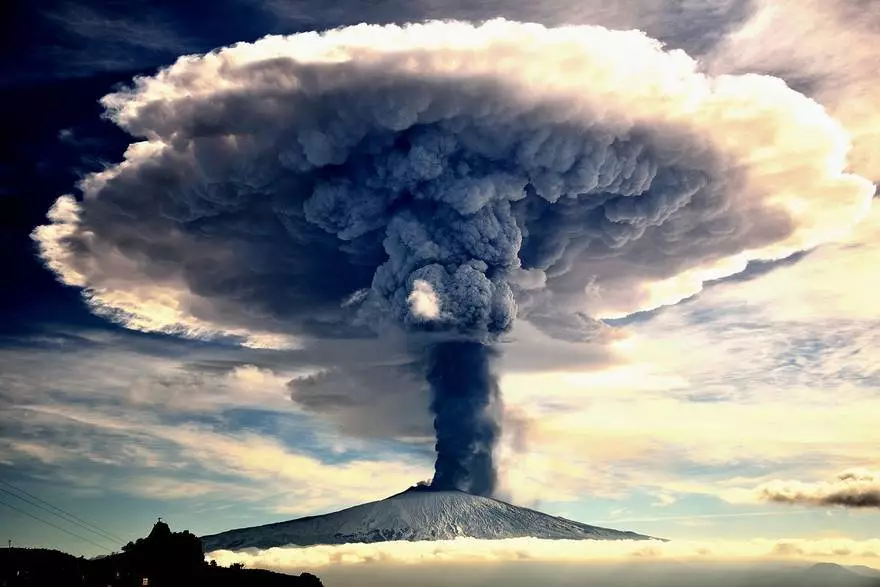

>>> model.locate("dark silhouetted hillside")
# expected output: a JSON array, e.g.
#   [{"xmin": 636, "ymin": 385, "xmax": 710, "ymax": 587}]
[{"xmin": 0, "ymin": 521, "xmax": 322, "ymax": 587}]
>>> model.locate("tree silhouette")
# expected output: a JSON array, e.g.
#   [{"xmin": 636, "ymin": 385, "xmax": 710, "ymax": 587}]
[{"xmin": 2, "ymin": 521, "xmax": 322, "ymax": 586}]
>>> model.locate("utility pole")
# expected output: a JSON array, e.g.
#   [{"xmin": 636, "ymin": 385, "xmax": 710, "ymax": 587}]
[{"xmin": 7, "ymin": 539, "xmax": 11, "ymax": 548}]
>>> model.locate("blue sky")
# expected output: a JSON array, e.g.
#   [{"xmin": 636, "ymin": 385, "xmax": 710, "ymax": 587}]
[{"xmin": 1, "ymin": 0, "xmax": 878, "ymax": 568}]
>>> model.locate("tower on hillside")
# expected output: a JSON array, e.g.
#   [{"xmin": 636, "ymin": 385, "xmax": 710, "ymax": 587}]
[{"xmin": 147, "ymin": 518, "xmax": 171, "ymax": 541}]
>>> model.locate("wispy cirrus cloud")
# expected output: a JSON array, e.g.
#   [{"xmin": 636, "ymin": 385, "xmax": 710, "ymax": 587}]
[
  {"xmin": 2, "ymin": 402, "xmax": 429, "ymax": 515},
  {"xmin": 0, "ymin": 328, "xmax": 431, "ymax": 517}
]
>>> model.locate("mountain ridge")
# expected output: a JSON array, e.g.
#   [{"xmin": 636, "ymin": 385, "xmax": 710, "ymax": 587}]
[{"xmin": 201, "ymin": 488, "xmax": 657, "ymax": 551}]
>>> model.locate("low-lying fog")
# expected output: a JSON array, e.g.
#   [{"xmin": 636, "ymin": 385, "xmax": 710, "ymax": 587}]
[{"xmin": 208, "ymin": 538, "xmax": 880, "ymax": 586}]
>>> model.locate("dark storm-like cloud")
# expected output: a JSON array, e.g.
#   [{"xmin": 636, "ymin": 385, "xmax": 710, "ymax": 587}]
[
  {"xmin": 756, "ymin": 470, "xmax": 880, "ymax": 509},
  {"xmin": 33, "ymin": 20, "xmax": 873, "ymax": 494},
  {"xmin": 34, "ymin": 21, "xmax": 871, "ymax": 342},
  {"xmin": 781, "ymin": 491, "xmax": 880, "ymax": 509}
]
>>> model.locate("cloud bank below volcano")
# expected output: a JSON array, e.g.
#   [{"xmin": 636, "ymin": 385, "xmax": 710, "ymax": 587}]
[{"xmin": 207, "ymin": 536, "xmax": 880, "ymax": 571}]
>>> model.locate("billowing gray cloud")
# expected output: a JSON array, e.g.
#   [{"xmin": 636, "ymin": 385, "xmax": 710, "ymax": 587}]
[
  {"xmin": 32, "ymin": 20, "xmax": 873, "ymax": 494},
  {"xmin": 34, "ymin": 20, "xmax": 871, "ymax": 344},
  {"xmin": 289, "ymin": 362, "xmax": 432, "ymax": 440}
]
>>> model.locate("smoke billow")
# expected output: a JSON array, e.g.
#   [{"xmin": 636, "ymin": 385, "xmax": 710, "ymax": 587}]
[
  {"xmin": 427, "ymin": 342, "xmax": 501, "ymax": 494},
  {"xmin": 33, "ymin": 20, "xmax": 874, "ymax": 495},
  {"xmin": 753, "ymin": 470, "xmax": 880, "ymax": 509}
]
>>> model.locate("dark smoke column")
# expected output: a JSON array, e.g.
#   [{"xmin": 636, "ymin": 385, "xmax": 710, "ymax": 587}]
[{"xmin": 426, "ymin": 341, "xmax": 501, "ymax": 496}]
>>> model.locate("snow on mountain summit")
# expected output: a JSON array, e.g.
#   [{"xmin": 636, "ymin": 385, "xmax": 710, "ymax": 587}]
[{"xmin": 201, "ymin": 487, "xmax": 655, "ymax": 551}]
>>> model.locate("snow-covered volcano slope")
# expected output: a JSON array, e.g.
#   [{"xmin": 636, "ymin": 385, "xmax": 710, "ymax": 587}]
[{"xmin": 201, "ymin": 487, "xmax": 655, "ymax": 551}]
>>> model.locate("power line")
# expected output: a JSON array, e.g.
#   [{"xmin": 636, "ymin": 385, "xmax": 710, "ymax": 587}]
[
  {"xmin": 0, "ymin": 486, "xmax": 122, "ymax": 547},
  {"xmin": 0, "ymin": 494, "xmax": 114, "ymax": 553},
  {"xmin": 0, "ymin": 481, "xmax": 125, "ymax": 543},
  {"xmin": 0, "ymin": 479, "xmax": 125, "ymax": 544},
  {"xmin": 0, "ymin": 484, "xmax": 122, "ymax": 545}
]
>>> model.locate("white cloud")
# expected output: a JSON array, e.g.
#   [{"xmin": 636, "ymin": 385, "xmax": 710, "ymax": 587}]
[
  {"xmin": 207, "ymin": 536, "xmax": 880, "ymax": 570},
  {"xmin": 652, "ymin": 494, "xmax": 677, "ymax": 508},
  {"xmin": 407, "ymin": 280, "xmax": 441, "ymax": 320},
  {"xmin": 694, "ymin": 205, "xmax": 880, "ymax": 324},
  {"xmin": 708, "ymin": 0, "xmax": 880, "ymax": 182}
]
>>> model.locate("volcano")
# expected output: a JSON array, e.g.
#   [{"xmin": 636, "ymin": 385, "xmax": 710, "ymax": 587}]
[{"xmin": 200, "ymin": 486, "xmax": 656, "ymax": 551}]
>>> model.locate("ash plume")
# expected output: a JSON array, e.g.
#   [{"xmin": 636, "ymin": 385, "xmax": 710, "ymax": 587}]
[
  {"xmin": 32, "ymin": 20, "xmax": 874, "ymax": 495},
  {"xmin": 427, "ymin": 342, "xmax": 501, "ymax": 494}
]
